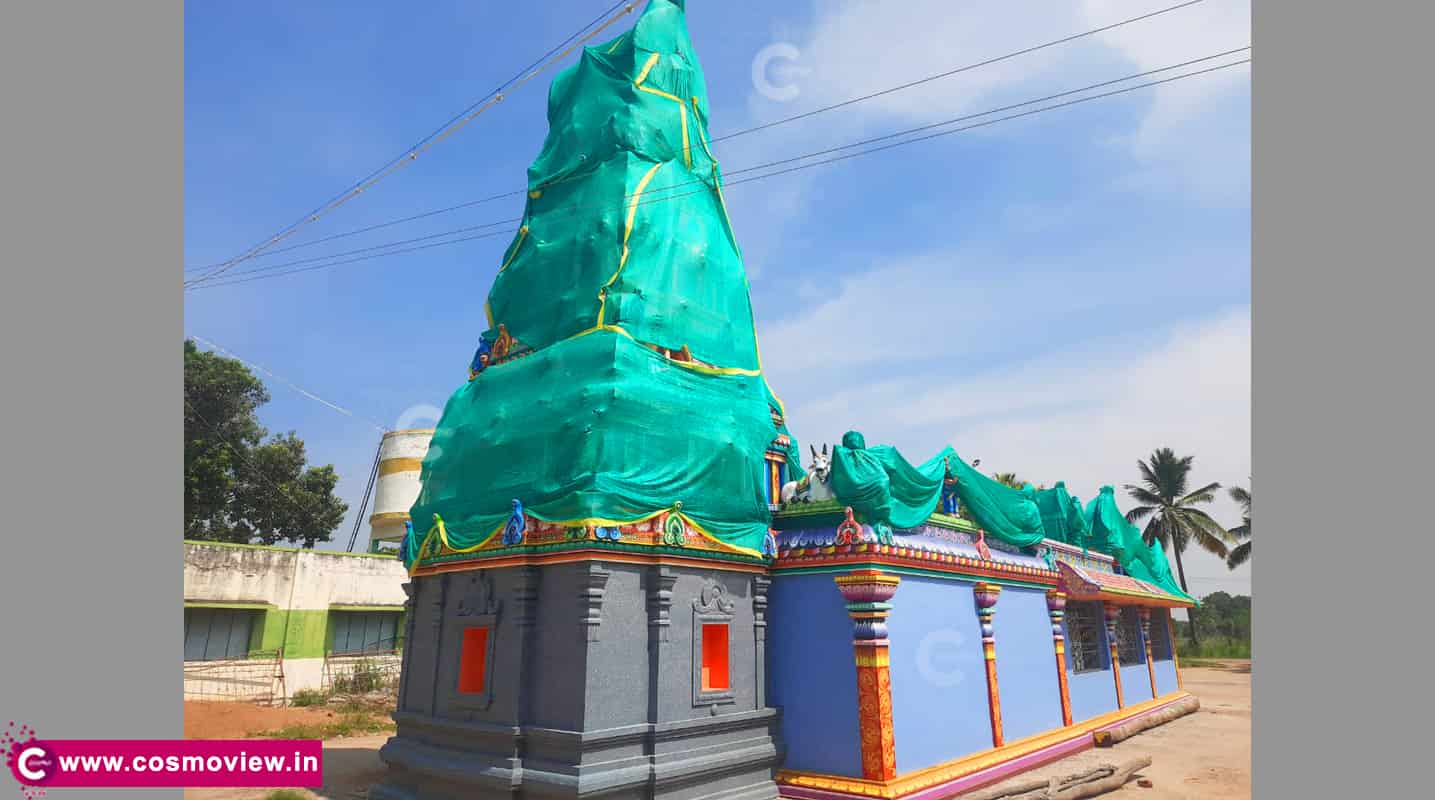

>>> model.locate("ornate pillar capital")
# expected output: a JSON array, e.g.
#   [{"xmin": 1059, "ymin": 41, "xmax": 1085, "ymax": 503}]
[{"xmin": 834, "ymin": 570, "xmax": 899, "ymax": 782}]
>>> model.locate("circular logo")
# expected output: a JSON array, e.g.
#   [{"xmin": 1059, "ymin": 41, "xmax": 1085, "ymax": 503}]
[
  {"xmin": 751, "ymin": 43, "xmax": 808, "ymax": 102},
  {"xmin": 915, "ymin": 628, "xmax": 968, "ymax": 688},
  {"xmin": 394, "ymin": 404, "xmax": 443, "ymax": 432},
  {"xmin": 11, "ymin": 741, "xmax": 56, "ymax": 786}
]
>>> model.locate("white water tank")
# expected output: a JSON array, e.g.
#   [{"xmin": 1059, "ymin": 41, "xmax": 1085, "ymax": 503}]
[{"xmin": 368, "ymin": 428, "xmax": 434, "ymax": 550}]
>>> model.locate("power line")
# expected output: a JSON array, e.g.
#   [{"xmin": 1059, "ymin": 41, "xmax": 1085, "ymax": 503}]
[
  {"xmin": 185, "ymin": 1, "xmax": 637, "ymax": 287},
  {"xmin": 187, "ymin": 52, "xmax": 1250, "ymax": 291},
  {"xmin": 184, "ymin": 0, "xmax": 1209, "ymax": 276},
  {"xmin": 188, "ymin": 333, "xmax": 391, "ymax": 434},
  {"xmin": 708, "ymin": 0, "xmax": 1208, "ymax": 145}
]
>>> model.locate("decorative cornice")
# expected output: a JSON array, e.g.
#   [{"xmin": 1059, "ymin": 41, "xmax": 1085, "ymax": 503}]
[
  {"xmin": 411, "ymin": 548, "xmax": 769, "ymax": 578},
  {"xmin": 776, "ymin": 545, "xmax": 1057, "ymax": 588}
]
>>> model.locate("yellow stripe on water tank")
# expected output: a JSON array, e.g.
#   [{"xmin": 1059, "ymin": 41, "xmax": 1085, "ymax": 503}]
[{"xmin": 378, "ymin": 457, "xmax": 425, "ymax": 477}]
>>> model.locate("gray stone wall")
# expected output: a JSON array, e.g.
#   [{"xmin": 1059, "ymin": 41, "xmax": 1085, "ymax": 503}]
[{"xmin": 373, "ymin": 560, "xmax": 779, "ymax": 800}]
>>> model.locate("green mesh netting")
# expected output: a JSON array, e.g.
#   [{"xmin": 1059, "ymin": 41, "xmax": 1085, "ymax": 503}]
[
  {"xmin": 824, "ymin": 433, "xmax": 1046, "ymax": 549},
  {"xmin": 828, "ymin": 431, "xmax": 949, "ymax": 532},
  {"xmin": 406, "ymin": 0, "xmax": 789, "ymax": 562},
  {"xmin": 1034, "ymin": 481, "xmax": 1093, "ymax": 549},
  {"xmin": 945, "ymin": 453, "xmax": 1047, "ymax": 548},
  {"xmin": 1086, "ymin": 486, "xmax": 1194, "ymax": 602}
]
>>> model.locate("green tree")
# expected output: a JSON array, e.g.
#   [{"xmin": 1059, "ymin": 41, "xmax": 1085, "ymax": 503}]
[
  {"xmin": 1226, "ymin": 483, "xmax": 1251, "ymax": 569},
  {"xmin": 1123, "ymin": 448, "xmax": 1234, "ymax": 646},
  {"xmin": 993, "ymin": 473, "xmax": 1046, "ymax": 491},
  {"xmin": 184, "ymin": 340, "xmax": 348, "ymax": 547}
]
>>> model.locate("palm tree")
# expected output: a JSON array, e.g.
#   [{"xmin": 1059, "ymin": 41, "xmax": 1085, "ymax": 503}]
[
  {"xmin": 1124, "ymin": 448, "xmax": 1235, "ymax": 646},
  {"xmin": 994, "ymin": 473, "xmax": 1046, "ymax": 491},
  {"xmin": 1226, "ymin": 483, "xmax": 1251, "ymax": 569}
]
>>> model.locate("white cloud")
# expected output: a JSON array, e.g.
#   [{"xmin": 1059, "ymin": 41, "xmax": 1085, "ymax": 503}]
[
  {"xmin": 728, "ymin": 0, "xmax": 1250, "ymax": 210},
  {"xmin": 765, "ymin": 286, "xmax": 1251, "ymax": 598}
]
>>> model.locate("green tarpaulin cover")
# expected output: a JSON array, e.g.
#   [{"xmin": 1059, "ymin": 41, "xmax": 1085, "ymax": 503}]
[
  {"xmin": 406, "ymin": 0, "xmax": 791, "ymax": 561},
  {"xmin": 1086, "ymin": 486, "xmax": 1194, "ymax": 602},
  {"xmin": 825, "ymin": 432, "xmax": 1046, "ymax": 549},
  {"xmin": 1034, "ymin": 481, "xmax": 1094, "ymax": 550}
]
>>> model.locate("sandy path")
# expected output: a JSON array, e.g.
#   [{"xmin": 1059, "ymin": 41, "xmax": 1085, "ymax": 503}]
[
  {"xmin": 971, "ymin": 660, "xmax": 1251, "ymax": 800},
  {"xmin": 183, "ymin": 661, "xmax": 1250, "ymax": 800}
]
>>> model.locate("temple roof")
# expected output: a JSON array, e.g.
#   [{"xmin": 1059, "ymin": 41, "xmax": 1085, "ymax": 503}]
[{"xmin": 1056, "ymin": 561, "xmax": 1194, "ymax": 608}]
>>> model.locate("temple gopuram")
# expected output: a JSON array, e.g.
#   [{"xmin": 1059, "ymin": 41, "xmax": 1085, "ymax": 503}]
[{"xmin": 372, "ymin": 3, "xmax": 1197, "ymax": 799}]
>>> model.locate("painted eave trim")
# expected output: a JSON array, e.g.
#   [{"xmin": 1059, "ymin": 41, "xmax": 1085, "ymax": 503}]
[{"xmin": 411, "ymin": 548, "xmax": 769, "ymax": 577}]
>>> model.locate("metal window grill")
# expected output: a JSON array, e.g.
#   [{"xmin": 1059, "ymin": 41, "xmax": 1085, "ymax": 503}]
[
  {"xmin": 1148, "ymin": 610, "xmax": 1173, "ymax": 661},
  {"xmin": 1116, "ymin": 607, "xmax": 1145, "ymax": 664},
  {"xmin": 1066, "ymin": 601, "xmax": 1104, "ymax": 673}
]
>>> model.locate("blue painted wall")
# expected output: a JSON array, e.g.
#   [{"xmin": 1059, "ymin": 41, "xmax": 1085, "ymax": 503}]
[
  {"xmin": 1154, "ymin": 658, "xmax": 1179, "ymax": 694},
  {"xmin": 1120, "ymin": 661, "xmax": 1155, "ymax": 704},
  {"xmin": 766, "ymin": 573, "xmax": 864, "ymax": 777},
  {"xmin": 887, "ymin": 576, "xmax": 993, "ymax": 774},
  {"xmin": 1065, "ymin": 602, "xmax": 1118, "ymax": 722},
  {"xmin": 992, "ymin": 587, "xmax": 1065, "ymax": 743}
]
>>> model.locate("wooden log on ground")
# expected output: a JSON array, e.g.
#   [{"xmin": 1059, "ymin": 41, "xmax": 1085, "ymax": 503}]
[
  {"xmin": 957, "ymin": 757, "xmax": 1153, "ymax": 800},
  {"xmin": 1050, "ymin": 756, "xmax": 1152, "ymax": 800},
  {"xmin": 1093, "ymin": 696, "xmax": 1200, "ymax": 747}
]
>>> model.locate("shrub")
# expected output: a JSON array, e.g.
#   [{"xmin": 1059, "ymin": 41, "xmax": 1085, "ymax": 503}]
[
  {"xmin": 289, "ymin": 689, "xmax": 329, "ymax": 707},
  {"xmin": 333, "ymin": 659, "xmax": 388, "ymax": 694}
]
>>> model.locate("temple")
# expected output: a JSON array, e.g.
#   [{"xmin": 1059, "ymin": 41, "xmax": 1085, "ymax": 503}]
[{"xmin": 371, "ymin": 2, "xmax": 1196, "ymax": 799}]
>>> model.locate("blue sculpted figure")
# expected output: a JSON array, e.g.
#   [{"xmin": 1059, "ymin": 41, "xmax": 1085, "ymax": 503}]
[
  {"xmin": 502, "ymin": 499, "xmax": 527, "ymax": 546},
  {"xmin": 595, "ymin": 526, "xmax": 621, "ymax": 541},
  {"xmin": 400, "ymin": 519, "xmax": 415, "ymax": 569},
  {"xmin": 941, "ymin": 457, "xmax": 961, "ymax": 515},
  {"xmin": 468, "ymin": 337, "xmax": 493, "ymax": 380}
]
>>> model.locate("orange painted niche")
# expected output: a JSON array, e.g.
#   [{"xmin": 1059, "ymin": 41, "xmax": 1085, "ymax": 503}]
[
  {"xmin": 458, "ymin": 627, "xmax": 490, "ymax": 694},
  {"xmin": 700, "ymin": 623, "xmax": 730, "ymax": 691}
]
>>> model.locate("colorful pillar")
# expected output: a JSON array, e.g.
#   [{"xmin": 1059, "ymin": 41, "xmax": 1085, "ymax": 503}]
[
  {"xmin": 973, "ymin": 582, "xmax": 1004, "ymax": 748},
  {"xmin": 1045, "ymin": 590, "xmax": 1073, "ymax": 727},
  {"xmin": 1139, "ymin": 607, "xmax": 1158, "ymax": 700},
  {"xmin": 834, "ymin": 570, "xmax": 902, "ymax": 782},
  {"xmin": 1102, "ymin": 603, "xmax": 1125, "ymax": 709},
  {"xmin": 1166, "ymin": 609, "xmax": 1184, "ymax": 689}
]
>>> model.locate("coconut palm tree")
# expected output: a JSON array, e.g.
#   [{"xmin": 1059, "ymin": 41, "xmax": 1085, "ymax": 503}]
[
  {"xmin": 1124, "ymin": 448, "xmax": 1234, "ymax": 645},
  {"xmin": 1226, "ymin": 483, "xmax": 1251, "ymax": 568},
  {"xmin": 994, "ymin": 473, "xmax": 1045, "ymax": 491}
]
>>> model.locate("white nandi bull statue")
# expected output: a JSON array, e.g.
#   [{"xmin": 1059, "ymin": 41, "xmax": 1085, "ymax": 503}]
[{"xmin": 780, "ymin": 443, "xmax": 835, "ymax": 505}]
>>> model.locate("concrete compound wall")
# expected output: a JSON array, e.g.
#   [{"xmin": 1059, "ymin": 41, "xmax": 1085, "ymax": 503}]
[{"xmin": 183, "ymin": 541, "xmax": 409, "ymax": 700}]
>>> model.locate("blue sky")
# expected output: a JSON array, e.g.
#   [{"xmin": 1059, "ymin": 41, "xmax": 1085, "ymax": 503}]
[{"xmin": 184, "ymin": 0, "xmax": 1251, "ymax": 599}]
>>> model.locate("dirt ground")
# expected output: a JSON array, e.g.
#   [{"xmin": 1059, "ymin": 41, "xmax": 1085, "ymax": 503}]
[
  {"xmin": 185, "ymin": 701, "xmax": 358, "ymax": 740},
  {"xmin": 971, "ymin": 660, "xmax": 1251, "ymax": 800},
  {"xmin": 183, "ymin": 661, "xmax": 1250, "ymax": 800}
]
